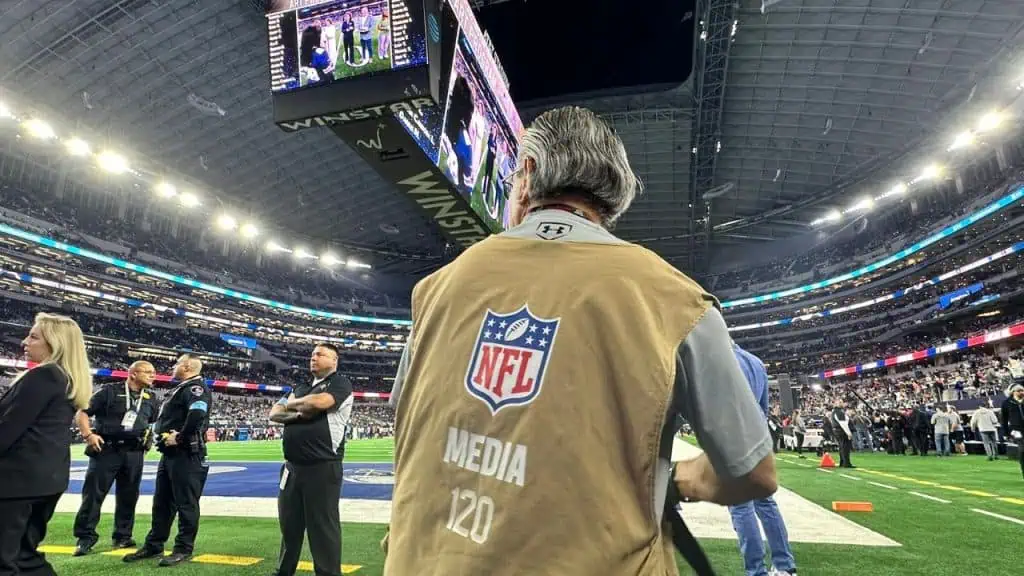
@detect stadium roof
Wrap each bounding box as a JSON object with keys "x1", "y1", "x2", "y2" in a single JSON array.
[{"x1": 2, "y1": 0, "x2": 1024, "y2": 277}]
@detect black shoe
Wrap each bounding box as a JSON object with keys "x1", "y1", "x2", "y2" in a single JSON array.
[
  {"x1": 158, "y1": 552, "x2": 192, "y2": 567},
  {"x1": 73, "y1": 540, "x2": 94, "y2": 557},
  {"x1": 112, "y1": 538, "x2": 137, "y2": 549},
  {"x1": 123, "y1": 547, "x2": 163, "y2": 563}
]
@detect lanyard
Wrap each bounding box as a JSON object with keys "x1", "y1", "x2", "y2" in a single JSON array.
[
  {"x1": 125, "y1": 382, "x2": 144, "y2": 413},
  {"x1": 529, "y1": 204, "x2": 589, "y2": 220}
]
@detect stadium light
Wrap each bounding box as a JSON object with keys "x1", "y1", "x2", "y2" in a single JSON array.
[
  {"x1": 0, "y1": 102, "x2": 11, "y2": 119},
  {"x1": 154, "y1": 181, "x2": 177, "y2": 198},
  {"x1": 948, "y1": 131, "x2": 975, "y2": 151},
  {"x1": 977, "y1": 111, "x2": 1003, "y2": 132},
  {"x1": 913, "y1": 164, "x2": 942, "y2": 183},
  {"x1": 240, "y1": 223, "x2": 259, "y2": 239},
  {"x1": 266, "y1": 240, "x2": 291, "y2": 253},
  {"x1": 64, "y1": 137, "x2": 91, "y2": 157},
  {"x1": 294, "y1": 247, "x2": 317, "y2": 260},
  {"x1": 216, "y1": 214, "x2": 237, "y2": 231},
  {"x1": 97, "y1": 150, "x2": 129, "y2": 174},
  {"x1": 847, "y1": 197, "x2": 874, "y2": 214},
  {"x1": 321, "y1": 252, "x2": 342, "y2": 266},
  {"x1": 23, "y1": 118, "x2": 55, "y2": 140},
  {"x1": 346, "y1": 258, "x2": 371, "y2": 270},
  {"x1": 178, "y1": 192, "x2": 201, "y2": 208}
]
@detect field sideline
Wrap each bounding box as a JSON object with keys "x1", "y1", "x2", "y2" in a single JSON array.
[{"x1": 46, "y1": 439, "x2": 1024, "y2": 575}]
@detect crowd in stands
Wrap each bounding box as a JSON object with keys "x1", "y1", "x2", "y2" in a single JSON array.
[
  {"x1": 0, "y1": 183, "x2": 409, "y2": 310},
  {"x1": 711, "y1": 161, "x2": 1024, "y2": 294}
]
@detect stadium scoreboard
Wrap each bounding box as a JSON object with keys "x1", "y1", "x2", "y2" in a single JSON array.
[{"x1": 268, "y1": 0, "x2": 522, "y2": 247}]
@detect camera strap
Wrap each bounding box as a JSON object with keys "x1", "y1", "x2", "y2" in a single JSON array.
[{"x1": 664, "y1": 464, "x2": 717, "y2": 576}]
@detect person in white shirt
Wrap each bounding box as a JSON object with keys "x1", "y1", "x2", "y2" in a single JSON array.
[{"x1": 970, "y1": 401, "x2": 1000, "y2": 460}]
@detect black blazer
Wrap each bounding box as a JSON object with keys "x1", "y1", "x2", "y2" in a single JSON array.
[{"x1": 0, "y1": 364, "x2": 76, "y2": 498}]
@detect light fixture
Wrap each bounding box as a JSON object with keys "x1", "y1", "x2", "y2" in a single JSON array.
[
  {"x1": 294, "y1": 247, "x2": 317, "y2": 260},
  {"x1": 977, "y1": 111, "x2": 1003, "y2": 132},
  {"x1": 346, "y1": 258, "x2": 371, "y2": 270},
  {"x1": 321, "y1": 252, "x2": 342, "y2": 266},
  {"x1": 849, "y1": 197, "x2": 874, "y2": 213},
  {"x1": 266, "y1": 240, "x2": 291, "y2": 253},
  {"x1": 948, "y1": 131, "x2": 975, "y2": 151},
  {"x1": 179, "y1": 192, "x2": 201, "y2": 208},
  {"x1": 825, "y1": 210, "x2": 841, "y2": 223},
  {"x1": 216, "y1": 214, "x2": 237, "y2": 231},
  {"x1": 65, "y1": 137, "x2": 91, "y2": 157},
  {"x1": 0, "y1": 102, "x2": 11, "y2": 119},
  {"x1": 888, "y1": 182, "x2": 908, "y2": 196},
  {"x1": 97, "y1": 150, "x2": 129, "y2": 174},
  {"x1": 22, "y1": 118, "x2": 55, "y2": 139},
  {"x1": 918, "y1": 164, "x2": 942, "y2": 181},
  {"x1": 154, "y1": 181, "x2": 177, "y2": 198},
  {"x1": 240, "y1": 223, "x2": 259, "y2": 238}
]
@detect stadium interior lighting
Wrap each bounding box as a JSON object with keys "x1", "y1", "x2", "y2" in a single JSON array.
[
  {"x1": 346, "y1": 258, "x2": 371, "y2": 270},
  {"x1": 240, "y1": 223, "x2": 259, "y2": 239},
  {"x1": 913, "y1": 164, "x2": 942, "y2": 183},
  {"x1": 178, "y1": 192, "x2": 201, "y2": 208},
  {"x1": 977, "y1": 111, "x2": 1003, "y2": 132},
  {"x1": 321, "y1": 252, "x2": 342, "y2": 266},
  {"x1": 948, "y1": 131, "x2": 975, "y2": 151},
  {"x1": 154, "y1": 181, "x2": 177, "y2": 198},
  {"x1": 294, "y1": 247, "x2": 317, "y2": 260},
  {"x1": 216, "y1": 214, "x2": 237, "y2": 231},
  {"x1": 23, "y1": 118, "x2": 55, "y2": 139},
  {"x1": 0, "y1": 102, "x2": 11, "y2": 119},
  {"x1": 847, "y1": 197, "x2": 874, "y2": 213},
  {"x1": 97, "y1": 150, "x2": 129, "y2": 174},
  {"x1": 64, "y1": 137, "x2": 91, "y2": 157},
  {"x1": 266, "y1": 240, "x2": 291, "y2": 253}
]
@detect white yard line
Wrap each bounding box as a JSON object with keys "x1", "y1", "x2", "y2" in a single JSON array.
[
  {"x1": 867, "y1": 481, "x2": 898, "y2": 491},
  {"x1": 839, "y1": 473, "x2": 861, "y2": 481},
  {"x1": 908, "y1": 491, "x2": 951, "y2": 504},
  {"x1": 971, "y1": 508, "x2": 1024, "y2": 526},
  {"x1": 816, "y1": 468, "x2": 834, "y2": 474}
]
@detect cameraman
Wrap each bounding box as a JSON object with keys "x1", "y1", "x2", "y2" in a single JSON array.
[{"x1": 384, "y1": 106, "x2": 776, "y2": 576}]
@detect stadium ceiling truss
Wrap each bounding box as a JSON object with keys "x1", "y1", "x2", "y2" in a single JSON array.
[{"x1": 3, "y1": 0, "x2": 1024, "y2": 277}]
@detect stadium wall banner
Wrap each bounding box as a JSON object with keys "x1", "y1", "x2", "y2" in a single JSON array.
[{"x1": 275, "y1": 98, "x2": 436, "y2": 133}]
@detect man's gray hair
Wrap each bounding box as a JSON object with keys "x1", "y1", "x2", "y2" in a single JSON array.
[{"x1": 517, "y1": 106, "x2": 641, "y2": 226}]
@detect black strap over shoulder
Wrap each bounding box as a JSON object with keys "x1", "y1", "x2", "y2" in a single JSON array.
[{"x1": 664, "y1": 464, "x2": 717, "y2": 576}]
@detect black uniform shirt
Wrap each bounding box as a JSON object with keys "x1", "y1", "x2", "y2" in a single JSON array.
[
  {"x1": 154, "y1": 376, "x2": 212, "y2": 450},
  {"x1": 282, "y1": 372, "x2": 353, "y2": 464},
  {"x1": 84, "y1": 382, "x2": 157, "y2": 440}
]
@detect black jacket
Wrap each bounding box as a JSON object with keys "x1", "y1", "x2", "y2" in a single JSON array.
[
  {"x1": 0, "y1": 364, "x2": 76, "y2": 498},
  {"x1": 1000, "y1": 397, "x2": 1024, "y2": 433}
]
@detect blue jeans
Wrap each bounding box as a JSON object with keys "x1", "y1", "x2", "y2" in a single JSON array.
[
  {"x1": 728, "y1": 496, "x2": 797, "y2": 576},
  {"x1": 935, "y1": 433, "x2": 950, "y2": 456}
]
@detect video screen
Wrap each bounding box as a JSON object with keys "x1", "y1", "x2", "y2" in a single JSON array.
[
  {"x1": 397, "y1": 30, "x2": 517, "y2": 232},
  {"x1": 267, "y1": 0, "x2": 426, "y2": 93}
]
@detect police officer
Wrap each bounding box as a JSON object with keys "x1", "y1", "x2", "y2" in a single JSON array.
[
  {"x1": 270, "y1": 343, "x2": 353, "y2": 576},
  {"x1": 72, "y1": 361, "x2": 158, "y2": 556},
  {"x1": 123, "y1": 354, "x2": 212, "y2": 567}
]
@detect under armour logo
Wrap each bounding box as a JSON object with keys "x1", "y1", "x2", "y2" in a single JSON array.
[{"x1": 536, "y1": 222, "x2": 572, "y2": 240}]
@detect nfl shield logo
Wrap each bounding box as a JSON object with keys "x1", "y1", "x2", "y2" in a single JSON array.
[{"x1": 465, "y1": 305, "x2": 561, "y2": 414}]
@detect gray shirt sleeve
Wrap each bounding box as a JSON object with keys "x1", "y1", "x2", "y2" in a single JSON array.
[
  {"x1": 389, "y1": 331, "x2": 413, "y2": 408},
  {"x1": 673, "y1": 307, "x2": 773, "y2": 479}
]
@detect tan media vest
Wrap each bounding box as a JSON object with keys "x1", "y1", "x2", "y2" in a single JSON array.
[{"x1": 386, "y1": 230, "x2": 716, "y2": 576}]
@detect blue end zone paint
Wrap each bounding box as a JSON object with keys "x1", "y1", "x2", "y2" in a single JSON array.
[{"x1": 68, "y1": 461, "x2": 394, "y2": 500}]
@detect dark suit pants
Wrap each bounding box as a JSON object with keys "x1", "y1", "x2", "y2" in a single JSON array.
[
  {"x1": 276, "y1": 460, "x2": 343, "y2": 576},
  {"x1": 0, "y1": 494, "x2": 61, "y2": 576}
]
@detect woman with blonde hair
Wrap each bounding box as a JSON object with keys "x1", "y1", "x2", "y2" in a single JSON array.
[{"x1": 0, "y1": 312, "x2": 93, "y2": 576}]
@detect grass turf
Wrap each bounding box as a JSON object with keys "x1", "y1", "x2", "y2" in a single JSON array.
[{"x1": 49, "y1": 441, "x2": 1024, "y2": 575}]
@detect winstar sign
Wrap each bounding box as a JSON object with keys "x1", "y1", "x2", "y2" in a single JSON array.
[{"x1": 276, "y1": 98, "x2": 435, "y2": 133}]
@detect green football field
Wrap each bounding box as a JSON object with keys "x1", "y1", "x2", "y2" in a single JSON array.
[{"x1": 48, "y1": 440, "x2": 1024, "y2": 575}]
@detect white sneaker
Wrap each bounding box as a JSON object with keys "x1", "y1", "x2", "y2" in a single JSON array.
[{"x1": 770, "y1": 569, "x2": 794, "y2": 576}]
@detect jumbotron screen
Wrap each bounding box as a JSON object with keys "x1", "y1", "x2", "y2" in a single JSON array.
[
  {"x1": 267, "y1": 0, "x2": 427, "y2": 93},
  {"x1": 395, "y1": 0, "x2": 521, "y2": 232}
]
